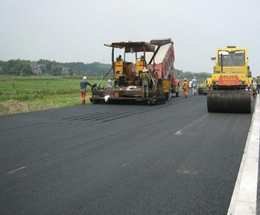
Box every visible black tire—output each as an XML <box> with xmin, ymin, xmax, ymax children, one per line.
<box><xmin>168</xmin><ymin>93</ymin><xmax>172</xmax><ymax>101</ymax></box>
<box><xmin>165</xmin><ymin>93</ymin><xmax>170</xmax><ymax>101</ymax></box>
<box><xmin>198</xmin><ymin>88</ymin><xmax>202</xmax><ymax>95</ymax></box>
<box><xmin>162</xmin><ymin>95</ymin><xmax>166</xmax><ymax>104</ymax></box>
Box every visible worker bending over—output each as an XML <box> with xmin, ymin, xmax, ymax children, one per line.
<box><xmin>80</xmin><ymin>76</ymin><xmax>92</xmax><ymax>105</ymax></box>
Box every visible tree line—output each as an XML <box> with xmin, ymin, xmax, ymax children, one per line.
<box><xmin>0</xmin><ymin>59</ymin><xmax>211</xmax><ymax>80</ymax></box>
<box><xmin>176</xmin><ymin>69</ymin><xmax>211</xmax><ymax>81</ymax></box>
<box><xmin>0</xmin><ymin>59</ymin><xmax>112</xmax><ymax>77</ymax></box>
<box><xmin>0</xmin><ymin>59</ymin><xmax>33</xmax><ymax>76</ymax></box>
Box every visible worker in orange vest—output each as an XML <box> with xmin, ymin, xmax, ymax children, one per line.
<box><xmin>182</xmin><ymin>78</ymin><xmax>189</xmax><ymax>98</ymax></box>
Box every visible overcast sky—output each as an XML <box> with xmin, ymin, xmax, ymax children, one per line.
<box><xmin>0</xmin><ymin>0</ymin><xmax>259</xmax><ymax>76</ymax></box>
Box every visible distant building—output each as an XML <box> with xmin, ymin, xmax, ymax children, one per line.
<box><xmin>30</xmin><ymin>62</ymin><xmax>46</xmax><ymax>75</ymax></box>
<box><xmin>61</xmin><ymin>66</ymin><xmax>70</xmax><ymax>76</ymax></box>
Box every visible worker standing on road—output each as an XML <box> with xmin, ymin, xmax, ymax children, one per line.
<box><xmin>140</xmin><ymin>68</ymin><xmax>151</xmax><ymax>98</ymax></box>
<box><xmin>182</xmin><ymin>78</ymin><xmax>189</xmax><ymax>98</ymax></box>
<box><xmin>257</xmin><ymin>76</ymin><xmax>260</xmax><ymax>94</ymax></box>
<box><xmin>80</xmin><ymin>76</ymin><xmax>92</xmax><ymax>105</ymax></box>
<box><xmin>191</xmin><ymin>76</ymin><xmax>198</xmax><ymax>95</ymax></box>
<box><xmin>189</xmin><ymin>80</ymin><xmax>192</xmax><ymax>94</ymax></box>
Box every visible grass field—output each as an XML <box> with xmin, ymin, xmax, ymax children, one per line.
<box><xmin>0</xmin><ymin>76</ymin><xmax>206</xmax><ymax>116</ymax></box>
<box><xmin>0</xmin><ymin>76</ymin><xmax>103</xmax><ymax>116</ymax></box>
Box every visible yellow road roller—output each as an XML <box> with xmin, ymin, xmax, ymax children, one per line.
<box><xmin>207</xmin><ymin>46</ymin><xmax>254</xmax><ymax>113</ymax></box>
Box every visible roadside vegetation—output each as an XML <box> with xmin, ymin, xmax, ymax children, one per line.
<box><xmin>0</xmin><ymin>76</ymin><xmax>103</xmax><ymax>116</ymax></box>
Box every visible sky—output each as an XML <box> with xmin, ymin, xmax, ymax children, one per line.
<box><xmin>0</xmin><ymin>0</ymin><xmax>260</xmax><ymax>76</ymax></box>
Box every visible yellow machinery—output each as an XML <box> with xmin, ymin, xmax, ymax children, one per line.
<box><xmin>207</xmin><ymin>46</ymin><xmax>254</xmax><ymax>113</ymax></box>
<box><xmin>90</xmin><ymin>39</ymin><xmax>179</xmax><ymax>104</ymax></box>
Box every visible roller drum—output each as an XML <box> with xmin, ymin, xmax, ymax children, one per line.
<box><xmin>207</xmin><ymin>90</ymin><xmax>252</xmax><ymax>113</ymax></box>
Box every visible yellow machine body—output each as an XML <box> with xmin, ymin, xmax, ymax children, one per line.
<box><xmin>207</xmin><ymin>46</ymin><xmax>253</xmax><ymax>113</ymax></box>
<box><xmin>163</xmin><ymin>80</ymin><xmax>171</xmax><ymax>94</ymax></box>
<box><xmin>207</xmin><ymin>46</ymin><xmax>252</xmax><ymax>87</ymax></box>
<box><xmin>135</xmin><ymin>59</ymin><xmax>145</xmax><ymax>73</ymax></box>
<box><xmin>114</xmin><ymin>60</ymin><xmax>124</xmax><ymax>79</ymax></box>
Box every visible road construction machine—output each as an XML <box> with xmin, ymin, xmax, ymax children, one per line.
<box><xmin>198</xmin><ymin>81</ymin><xmax>208</xmax><ymax>95</ymax></box>
<box><xmin>90</xmin><ymin>38</ymin><xmax>179</xmax><ymax>104</ymax></box>
<box><xmin>206</xmin><ymin>46</ymin><xmax>254</xmax><ymax>113</ymax></box>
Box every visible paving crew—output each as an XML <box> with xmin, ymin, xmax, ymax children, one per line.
<box><xmin>189</xmin><ymin>80</ymin><xmax>192</xmax><ymax>94</ymax></box>
<box><xmin>107</xmin><ymin>79</ymin><xmax>112</xmax><ymax>88</ymax></box>
<box><xmin>80</xmin><ymin>76</ymin><xmax>92</xmax><ymax>105</ymax></box>
<box><xmin>116</xmin><ymin>55</ymin><xmax>122</xmax><ymax>61</ymax></box>
<box><xmin>257</xmin><ymin>76</ymin><xmax>260</xmax><ymax>94</ymax></box>
<box><xmin>140</xmin><ymin>68</ymin><xmax>151</xmax><ymax>98</ymax></box>
<box><xmin>191</xmin><ymin>76</ymin><xmax>198</xmax><ymax>95</ymax></box>
<box><xmin>182</xmin><ymin>78</ymin><xmax>189</xmax><ymax>98</ymax></box>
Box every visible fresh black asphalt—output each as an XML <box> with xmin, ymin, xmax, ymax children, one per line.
<box><xmin>0</xmin><ymin>95</ymin><xmax>253</xmax><ymax>215</ymax></box>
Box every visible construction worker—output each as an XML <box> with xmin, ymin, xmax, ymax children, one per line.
<box><xmin>189</xmin><ymin>80</ymin><xmax>192</xmax><ymax>94</ymax></box>
<box><xmin>182</xmin><ymin>78</ymin><xmax>189</xmax><ymax>98</ymax></box>
<box><xmin>257</xmin><ymin>76</ymin><xmax>260</xmax><ymax>94</ymax></box>
<box><xmin>140</xmin><ymin>68</ymin><xmax>150</xmax><ymax>98</ymax></box>
<box><xmin>116</xmin><ymin>55</ymin><xmax>122</xmax><ymax>61</ymax></box>
<box><xmin>191</xmin><ymin>76</ymin><xmax>198</xmax><ymax>95</ymax></box>
<box><xmin>80</xmin><ymin>76</ymin><xmax>92</xmax><ymax>105</ymax></box>
<box><xmin>107</xmin><ymin>79</ymin><xmax>112</xmax><ymax>88</ymax></box>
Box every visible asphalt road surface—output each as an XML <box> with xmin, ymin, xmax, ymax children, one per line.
<box><xmin>0</xmin><ymin>95</ymin><xmax>253</xmax><ymax>215</ymax></box>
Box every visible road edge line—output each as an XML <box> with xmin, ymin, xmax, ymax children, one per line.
<box><xmin>227</xmin><ymin>94</ymin><xmax>260</xmax><ymax>215</ymax></box>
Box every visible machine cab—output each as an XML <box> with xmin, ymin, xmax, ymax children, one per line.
<box><xmin>105</xmin><ymin>41</ymin><xmax>155</xmax><ymax>86</ymax></box>
<box><xmin>215</xmin><ymin>46</ymin><xmax>248</xmax><ymax>74</ymax></box>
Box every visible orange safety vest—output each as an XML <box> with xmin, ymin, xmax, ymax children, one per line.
<box><xmin>182</xmin><ymin>81</ymin><xmax>189</xmax><ymax>90</ymax></box>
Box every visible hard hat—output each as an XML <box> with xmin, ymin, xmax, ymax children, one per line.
<box><xmin>108</xmin><ymin>79</ymin><xmax>111</xmax><ymax>81</ymax></box>
<box><xmin>194</xmin><ymin>76</ymin><xmax>196</xmax><ymax>79</ymax></box>
<box><xmin>83</xmin><ymin>76</ymin><xmax>86</xmax><ymax>80</ymax></box>
<box><xmin>142</xmin><ymin>68</ymin><xmax>148</xmax><ymax>72</ymax></box>
<box><xmin>184</xmin><ymin>78</ymin><xmax>187</xmax><ymax>80</ymax></box>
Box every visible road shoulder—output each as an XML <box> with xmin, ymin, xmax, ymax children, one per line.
<box><xmin>227</xmin><ymin>94</ymin><xmax>260</xmax><ymax>215</ymax></box>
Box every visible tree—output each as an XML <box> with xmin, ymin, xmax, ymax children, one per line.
<box><xmin>2</xmin><ymin>59</ymin><xmax>32</xmax><ymax>75</ymax></box>
<box><xmin>5</xmin><ymin>60</ymin><xmax>18</xmax><ymax>75</ymax></box>
<box><xmin>19</xmin><ymin>60</ymin><xmax>33</xmax><ymax>75</ymax></box>
<box><xmin>50</xmin><ymin>64</ymin><xmax>62</xmax><ymax>76</ymax></box>
<box><xmin>68</xmin><ymin>68</ymin><xmax>74</xmax><ymax>76</ymax></box>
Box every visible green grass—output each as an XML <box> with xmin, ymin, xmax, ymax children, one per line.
<box><xmin>0</xmin><ymin>76</ymin><xmax>104</xmax><ymax>115</ymax></box>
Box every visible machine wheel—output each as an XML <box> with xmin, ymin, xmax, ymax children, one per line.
<box><xmin>155</xmin><ymin>96</ymin><xmax>160</xmax><ymax>105</ymax></box>
<box><xmin>168</xmin><ymin>93</ymin><xmax>171</xmax><ymax>101</ymax></box>
<box><xmin>207</xmin><ymin>90</ymin><xmax>252</xmax><ymax>113</ymax></box>
<box><xmin>176</xmin><ymin>92</ymin><xmax>179</xmax><ymax>97</ymax></box>
<box><xmin>92</xmin><ymin>100</ymin><xmax>101</xmax><ymax>104</ymax></box>
<box><xmin>162</xmin><ymin>95</ymin><xmax>166</xmax><ymax>104</ymax></box>
<box><xmin>154</xmin><ymin>94</ymin><xmax>165</xmax><ymax>105</ymax></box>
<box><xmin>165</xmin><ymin>93</ymin><xmax>171</xmax><ymax>101</ymax></box>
